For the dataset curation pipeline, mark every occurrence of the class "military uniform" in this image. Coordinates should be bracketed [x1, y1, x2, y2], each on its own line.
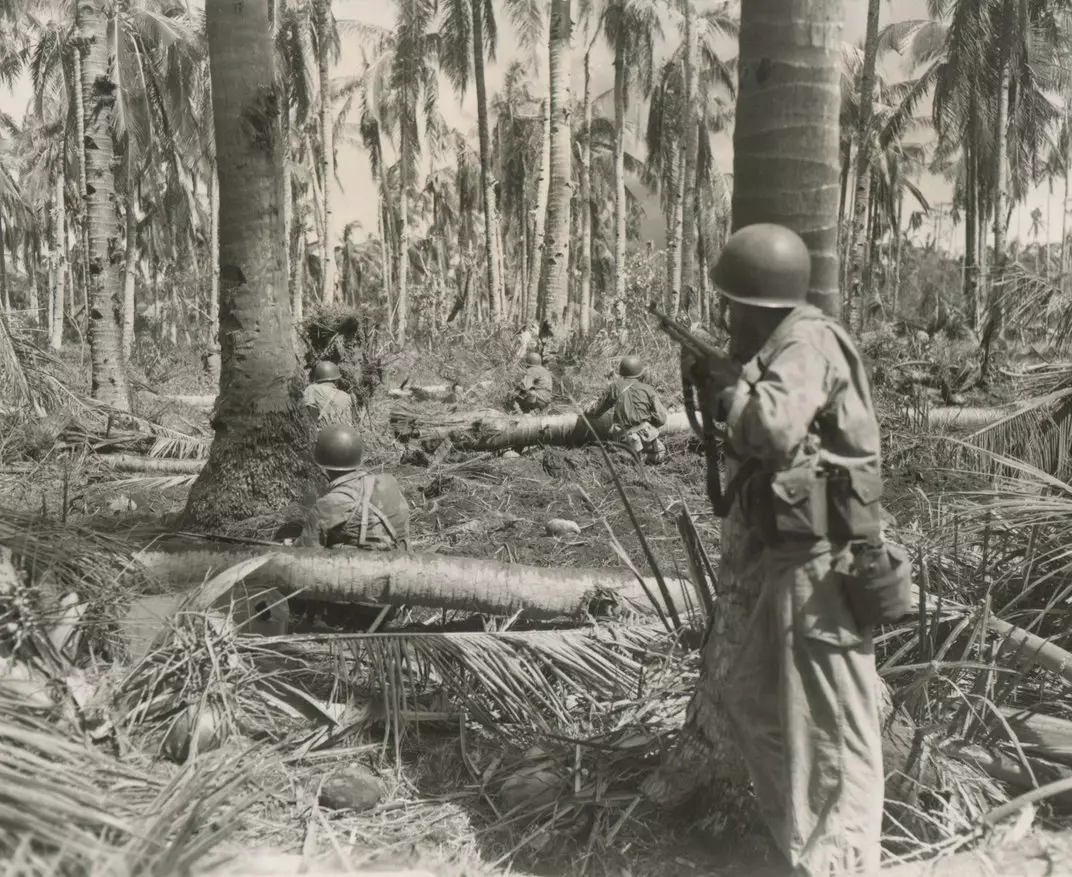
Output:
[704, 224, 885, 877]
[301, 382, 353, 426]
[586, 374, 668, 464]
[514, 364, 554, 413]
[304, 469, 410, 550]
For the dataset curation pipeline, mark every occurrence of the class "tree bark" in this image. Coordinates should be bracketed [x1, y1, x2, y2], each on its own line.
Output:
[667, 143, 685, 315]
[135, 545, 691, 621]
[184, 0, 324, 531]
[644, 0, 845, 808]
[612, 32, 627, 312]
[989, 18, 1011, 344]
[121, 187, 137, 359]
[0, 212, 7, 312]
[71, 48, 92, 328]
[80, 0, 131, 410]
[390, 407, 694, 452]
[398, 136, 410, 344]
[525, 98, 551, 324]
[315, 0, 335, 306]
[209, 161, 221, 357]
[579, 50, 593, 335]
[537, 0, 573, 326]
[845, 0, 881, 333]
[679, 0, 699, 318]
[50, 172, 66, 351]
[471, 0, 503, 322]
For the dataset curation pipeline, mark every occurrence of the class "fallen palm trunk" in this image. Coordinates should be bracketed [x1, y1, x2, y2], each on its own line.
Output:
[386, 380, 492, 402]
[135, 545, 693, 620]
[873, 829, 1072, 876]
[926, 405, 1025, 429]
[390, 407, 695, 452]
[96, 453, 205, 475]
[1001, 708, 1072, 767]
[990, 616, 1072, 687]
[157, 394, 216, 409]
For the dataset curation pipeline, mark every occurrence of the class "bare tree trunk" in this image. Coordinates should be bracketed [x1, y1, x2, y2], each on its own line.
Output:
[185, 0, 322, 530]
[537, 0, 574, 326]
[667, 144, 685, 314]
[612, 34, 627, 311]
[50, 174, 66, 350]
[291, 187, 305, 325]
[579, 50, 593, 335]
[71, 49, 91, 330]
[316, 0, 336, 306]
[989, 34, 1011, 346]
[209, 163, 221, 343]
[471, 0, 503, 321]
[526, 98, 551, 324]
[964, 139, 979, 328]
[398, 149, 410, 344]
[0, 213, 6, 312]
[80, 0, 131, 409]
[679, 0, 699, 315]
[121, 187, 137, 359]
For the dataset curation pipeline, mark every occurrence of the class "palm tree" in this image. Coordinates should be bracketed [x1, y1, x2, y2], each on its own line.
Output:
[438, 0, 544, 324]
[644, 0, 845, 805]
[844, 0, 881, 331]
[537, 0, 573, 326]
[603, 0, 661, 314]
[78, 0, 130, 408]
[183, 0, 322, 530]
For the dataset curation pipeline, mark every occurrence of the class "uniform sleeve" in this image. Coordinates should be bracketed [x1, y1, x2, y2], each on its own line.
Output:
[648, 389, 667, 427]
[722, 338, 831, 465]
[585, 386, 614, 419]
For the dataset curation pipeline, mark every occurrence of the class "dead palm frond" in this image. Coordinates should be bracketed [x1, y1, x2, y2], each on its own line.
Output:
[0, 687, 262, 875]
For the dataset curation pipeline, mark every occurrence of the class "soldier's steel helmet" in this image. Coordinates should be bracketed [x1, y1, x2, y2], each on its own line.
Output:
[619, 355, 643, 378]
[713, 223, 811, 308]
[311, 361, 342, 383]
[524, 352, 543, 366]
[314, 425, 364, 471]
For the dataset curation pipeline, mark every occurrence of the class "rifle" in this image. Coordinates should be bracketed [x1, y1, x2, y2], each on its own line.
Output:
[648, 301, 741, 517]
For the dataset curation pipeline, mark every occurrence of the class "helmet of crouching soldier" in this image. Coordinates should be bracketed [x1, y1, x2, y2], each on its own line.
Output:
[619, 355, 643, 378]
[311, 361, 342, 384]
[314, 425, 364, 471]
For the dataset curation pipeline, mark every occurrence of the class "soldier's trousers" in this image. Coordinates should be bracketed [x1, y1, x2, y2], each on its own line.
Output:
[724, 544, 884, 877]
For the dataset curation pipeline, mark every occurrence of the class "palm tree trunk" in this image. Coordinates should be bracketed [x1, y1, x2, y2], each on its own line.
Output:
[315, 0, 336, 306]
[377, 188, 393, 331]
[121, 187, 137, 359]
[667, 143, 685, 314]
[612, 34, 627, 312]
[290, 184, 305, 324]
[184, 0, 323, 531]
[71, 49, 92, 324]
[471, 0, 503, 322]
[892, 187, 904, 316]
[0, 213, 7, 312]
[209, 163, 221, 341]
[964, 142, 979, 327]
[80, 0, 130, 409]
[138, 546, 689, 622]
[990, 41, 1011, 343]
[679, 0, 699, 316]
[51, 172, 67, 347]
[526, 98, 551, 324]
[846, 0, 881, 333]
[537, 0, 574, 326]
[398, 151, 410, 344]
[579, 50, 593, 335]
[645, 0, 844, 807]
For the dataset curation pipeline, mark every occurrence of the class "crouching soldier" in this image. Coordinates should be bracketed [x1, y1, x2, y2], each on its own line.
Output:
[512, 352, 554, 414]
[302, 361, 354, 426]
[302, 425, 410, 551]
[585, 356, 668, 464]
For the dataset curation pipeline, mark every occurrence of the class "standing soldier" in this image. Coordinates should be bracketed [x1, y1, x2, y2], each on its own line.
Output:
[585, 356, 668, 464]
[512, 352, 555, 414]
[302, 361, 354, 426]
[302, 425, 410, 551]
[682, 223, 908, 875]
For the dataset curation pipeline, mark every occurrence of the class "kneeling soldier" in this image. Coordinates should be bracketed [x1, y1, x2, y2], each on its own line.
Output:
[302, 425, 410, 551]
[585, 356, 668, 464]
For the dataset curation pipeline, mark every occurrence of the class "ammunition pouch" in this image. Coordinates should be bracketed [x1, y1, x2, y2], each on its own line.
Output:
[843, 541, 913, 627]
[827, 468, 884, 542]
[748, 467, 829, 543]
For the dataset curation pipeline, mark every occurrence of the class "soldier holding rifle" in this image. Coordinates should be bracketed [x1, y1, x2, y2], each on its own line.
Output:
[653, 223, 911, 876]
